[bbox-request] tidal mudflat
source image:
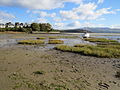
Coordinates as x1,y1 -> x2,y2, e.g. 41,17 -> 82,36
0,33 -> 120,90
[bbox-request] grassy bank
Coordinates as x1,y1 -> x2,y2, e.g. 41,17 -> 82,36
84,38 -> 117,43
55,43 -> 120,58
18,40 -> 45,45
48,40 -> 64,44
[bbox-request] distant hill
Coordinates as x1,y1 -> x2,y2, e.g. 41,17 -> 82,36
59,27 -> 120,33
84,27 -> 120,33
60,29 -> 92,33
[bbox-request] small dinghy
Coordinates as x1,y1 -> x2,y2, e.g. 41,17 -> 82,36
82,32 -> 90,38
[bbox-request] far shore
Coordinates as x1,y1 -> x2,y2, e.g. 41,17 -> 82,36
0,31 -> 120,35
62,32 -> 120,35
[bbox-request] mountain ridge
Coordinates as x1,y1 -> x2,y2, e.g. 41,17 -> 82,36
59,27 -> 120,33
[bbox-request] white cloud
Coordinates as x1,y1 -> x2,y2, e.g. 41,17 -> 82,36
64,0 -> 82,4
60,10 -> 79,20
97,0 -> 104,4
53,21 -> 108,29
54,21 -> 82,29
66,21 -> 81,28
114,9 -> 120,12
34,18 -> 48,23
0,11 -> 15,23
54,22 -> 65,28
33,11 -> 56,18
54,22 -> 120,30
53,17 -> 63,22
82,22 -> 106,27
0,0 -> 13,6
65,21 -> 106,29
60,3 -> 116,21
0,0 -> 83,9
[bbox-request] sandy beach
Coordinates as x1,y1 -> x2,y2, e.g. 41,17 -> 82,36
0,34 -> 120,90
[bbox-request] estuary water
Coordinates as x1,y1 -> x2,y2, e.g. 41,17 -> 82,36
0,33 -> 120,48
90,33 -> 120,42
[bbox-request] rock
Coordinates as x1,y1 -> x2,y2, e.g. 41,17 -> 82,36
113,81 -> 117,84
60,70 -> 63,72
72,65 -> 75,68
13,72 -> 17,76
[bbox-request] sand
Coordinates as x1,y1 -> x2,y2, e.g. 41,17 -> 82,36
0,34 -> 120,90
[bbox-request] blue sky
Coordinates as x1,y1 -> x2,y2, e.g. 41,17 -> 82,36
0,0 -> 120,29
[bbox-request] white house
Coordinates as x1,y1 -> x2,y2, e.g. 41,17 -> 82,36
15,22 -> 24,28
6,22 -> 15,28
24,23 -> 31,27
19,23 -> 24,28
0,23 -> 5,28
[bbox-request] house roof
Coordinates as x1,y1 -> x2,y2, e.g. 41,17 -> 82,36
0,23 -> 5,25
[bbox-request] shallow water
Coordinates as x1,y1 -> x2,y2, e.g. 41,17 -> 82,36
78,33 -> 120,42
0,35 -> 93,49
92,35 -> 120,42
59,38 -> 94,46
0,33 -> 120,48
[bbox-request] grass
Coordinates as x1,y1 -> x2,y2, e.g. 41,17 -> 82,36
13,83 -> 22,89
8,72 -> 26,80
74,44 -> 93,47
97,44 -> 120,49
55,44 -> 120,58
55,88 -> 61,90
84,38 -> 118,43
48,40 -> 64,44
36,37 -> 46,39
18,40 -> 45,45
8,72 -> 50,90
97,42 -> 120,45
75,44 -> 120,49
49,36 -> 59,39
50,83 -> 67,89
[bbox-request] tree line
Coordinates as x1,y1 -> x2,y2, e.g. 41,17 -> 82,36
0,23 -> 54,33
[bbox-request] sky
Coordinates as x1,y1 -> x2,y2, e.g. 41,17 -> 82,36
0,0 -> 120,29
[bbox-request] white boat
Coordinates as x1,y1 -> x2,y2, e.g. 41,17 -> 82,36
82,33 -> 90,38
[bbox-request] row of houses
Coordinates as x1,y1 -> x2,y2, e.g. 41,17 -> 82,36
0,22 -> 30,28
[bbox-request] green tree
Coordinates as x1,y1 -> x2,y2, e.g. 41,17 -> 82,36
31,23 -> 40,31
45,23 -> 52,32
39,23 -> 46,31
39,23 -> 52,32
22,28 -> 32,33
39,23 -> 43,31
